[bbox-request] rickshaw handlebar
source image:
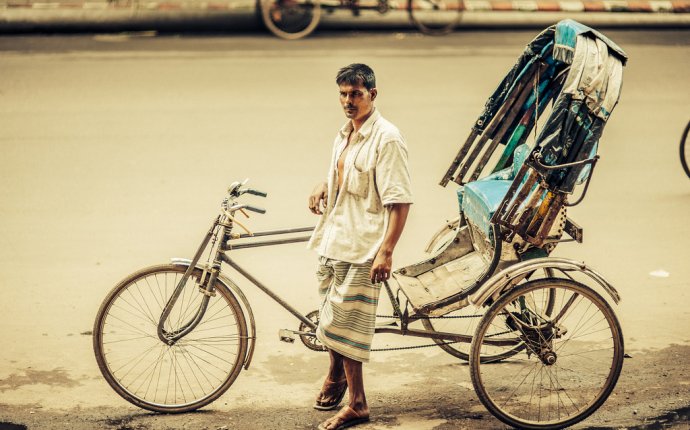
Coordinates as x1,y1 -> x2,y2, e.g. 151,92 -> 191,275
243,188 -> 267,198
243,204 -> 266,214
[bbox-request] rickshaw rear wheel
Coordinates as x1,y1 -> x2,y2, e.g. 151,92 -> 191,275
469,278 -> 624,429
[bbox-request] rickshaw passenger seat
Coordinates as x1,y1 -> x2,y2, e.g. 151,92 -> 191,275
461,181 -> 511,237
459,143 -> 532,237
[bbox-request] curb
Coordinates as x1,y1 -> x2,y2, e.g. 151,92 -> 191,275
463,0 -> 690,12
1,0 -> 688,31
1,0 -> 253,10
2,0 -> 689,12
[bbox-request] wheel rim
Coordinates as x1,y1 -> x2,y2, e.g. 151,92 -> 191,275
262,0 -> 321,39
681,120 -> 690,179
95,267 -> 245,411
472,279 -> 623,428
408,0 -> 462,35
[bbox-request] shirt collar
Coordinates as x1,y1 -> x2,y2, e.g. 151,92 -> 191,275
338,108 -> 381,139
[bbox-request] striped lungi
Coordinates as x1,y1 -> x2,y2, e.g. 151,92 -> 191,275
315,256 -> 381,363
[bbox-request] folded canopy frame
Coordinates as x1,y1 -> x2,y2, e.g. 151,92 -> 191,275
441,19 -> 627,248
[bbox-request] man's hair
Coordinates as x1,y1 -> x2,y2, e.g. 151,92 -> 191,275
336,63 -> 376,90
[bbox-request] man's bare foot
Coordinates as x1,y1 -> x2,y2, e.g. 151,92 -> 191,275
318,406 -> 370,430
314,377 -> 348,411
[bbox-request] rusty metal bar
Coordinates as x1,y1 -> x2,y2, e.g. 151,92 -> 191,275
491,160 -> 532,228
237,226 -> 315,238
440,128 -> 480,187
527,192 -> 565,246
468,64 -> 546,183
564,217 -> 583,243
374,326 -> 520,348
502,169 -> 540,225
524,190 -> 555,237
227,236 -> 312,249
513,185 -> 548,236
221,254 -> 317,330
453,61 -> 540,185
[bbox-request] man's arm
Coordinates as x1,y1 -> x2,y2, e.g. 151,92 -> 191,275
308,182 -> 328,215
370,203 -> 411,283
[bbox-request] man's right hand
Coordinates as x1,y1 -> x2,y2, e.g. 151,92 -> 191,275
308,182 -> 328,215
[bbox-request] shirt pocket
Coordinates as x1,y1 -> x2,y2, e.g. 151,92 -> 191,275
346,168 -> 370,199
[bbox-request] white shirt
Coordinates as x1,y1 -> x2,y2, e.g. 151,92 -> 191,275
307,110 -> 413,264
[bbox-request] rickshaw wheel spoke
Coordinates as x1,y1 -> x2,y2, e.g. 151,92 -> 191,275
469,278 -> 624,429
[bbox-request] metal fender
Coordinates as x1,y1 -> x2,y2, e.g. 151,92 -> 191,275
171,258 -> 257,370
468,257 -> 621,307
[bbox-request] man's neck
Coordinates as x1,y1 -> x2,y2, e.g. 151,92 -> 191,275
351,108 -> 375,134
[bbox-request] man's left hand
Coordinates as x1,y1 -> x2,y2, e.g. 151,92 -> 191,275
370,250 -> 392,284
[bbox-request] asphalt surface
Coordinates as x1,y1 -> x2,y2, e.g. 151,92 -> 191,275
0,30 -> 689,429
0,27 -> 689,51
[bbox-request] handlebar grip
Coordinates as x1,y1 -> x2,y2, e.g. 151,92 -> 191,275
244,205 -> 266,214
246,188 -> 268,198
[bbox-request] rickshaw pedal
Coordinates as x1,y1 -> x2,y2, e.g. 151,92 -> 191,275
278,329 -> 295,343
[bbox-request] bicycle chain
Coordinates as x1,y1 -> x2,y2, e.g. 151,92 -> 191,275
368,313 -> 480,352
371,340 -> 463,352
375,314 -> 481,319
310,339 -> 463,352
309,314 -> 482,353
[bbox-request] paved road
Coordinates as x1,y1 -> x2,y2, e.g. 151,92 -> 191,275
0,30 -> 689,429
1,28 -> 689,52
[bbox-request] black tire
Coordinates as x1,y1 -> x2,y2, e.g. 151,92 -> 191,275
470,278 -> 624,429
93,264 -> 248,413
408,0 -> 462,35
260,0 -> 321,40
681,120 -> 690,179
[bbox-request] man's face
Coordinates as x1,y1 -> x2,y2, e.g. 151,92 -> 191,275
339,82 -> 377,122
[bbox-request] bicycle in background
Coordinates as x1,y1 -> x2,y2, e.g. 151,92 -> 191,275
259,0 -> 463,39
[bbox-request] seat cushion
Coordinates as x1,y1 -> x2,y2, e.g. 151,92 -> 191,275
461,180 -> 513,237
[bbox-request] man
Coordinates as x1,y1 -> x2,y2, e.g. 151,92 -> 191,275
307,63 -> 412,430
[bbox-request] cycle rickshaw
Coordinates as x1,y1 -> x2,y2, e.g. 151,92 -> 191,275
94,20 -> 627,429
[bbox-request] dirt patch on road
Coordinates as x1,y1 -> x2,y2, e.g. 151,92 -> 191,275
1,344 -> 689,429
0,369 -> 80,392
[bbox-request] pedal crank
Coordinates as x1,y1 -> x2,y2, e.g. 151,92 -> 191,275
278,329 -> 296,343
279,311 -> 328,351
299,310 -> 328,352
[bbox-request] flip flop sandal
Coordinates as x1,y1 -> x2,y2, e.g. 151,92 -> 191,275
317,406 -> 370,430
313,379 -> 348,411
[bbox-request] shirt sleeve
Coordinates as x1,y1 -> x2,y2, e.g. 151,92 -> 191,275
376,139 -> 413,206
